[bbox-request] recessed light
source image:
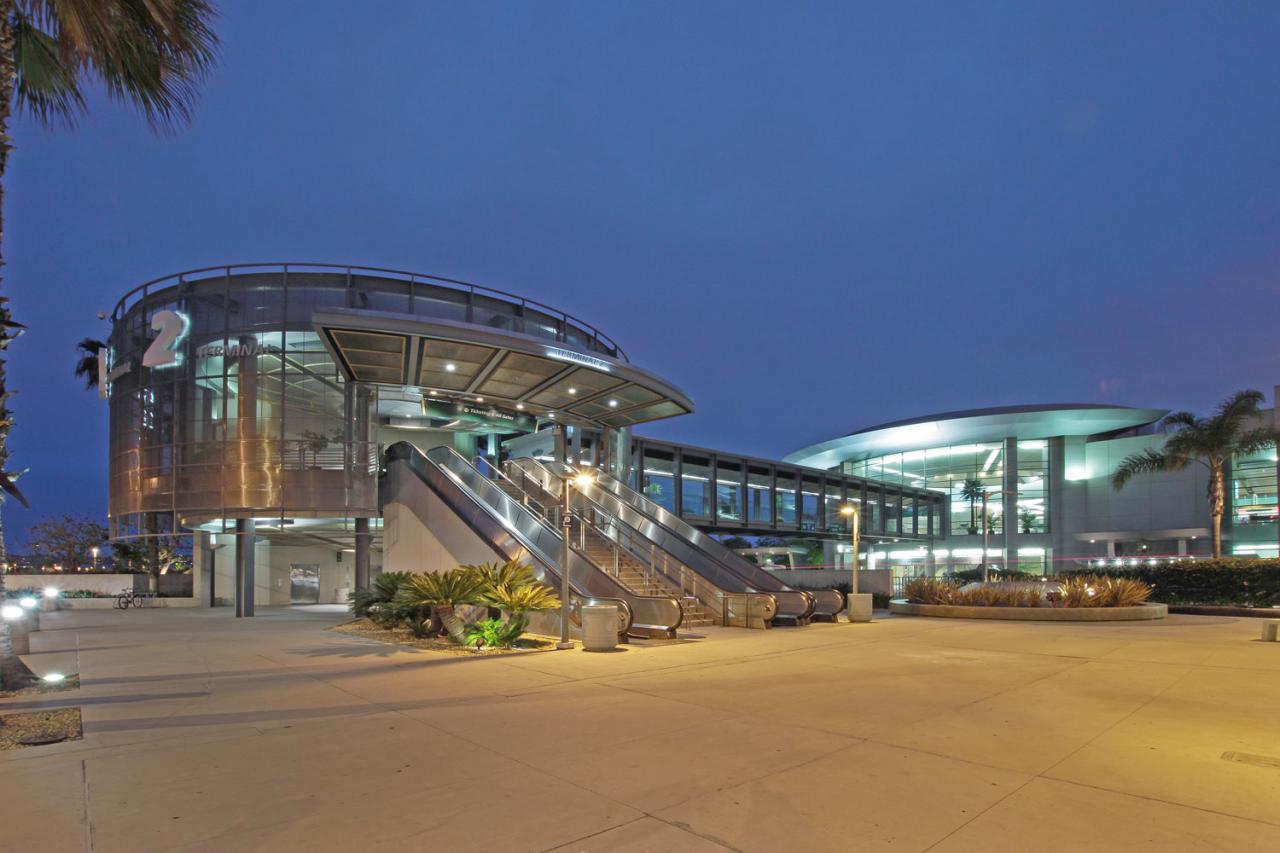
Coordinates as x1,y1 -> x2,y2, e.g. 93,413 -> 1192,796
475,397 -> 484,402
428,390 -> 437,396
608,399 -> 618,408
515,403 -> 524,410
444,363 -> 456,372
567,387 -> 577,395
547,412 -> 556,418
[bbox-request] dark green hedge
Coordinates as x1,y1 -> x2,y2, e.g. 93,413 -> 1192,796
1064,559 -> 1280,607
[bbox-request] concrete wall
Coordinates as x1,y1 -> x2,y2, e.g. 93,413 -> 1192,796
203,535 -> 375,607
7,574 -> 147,596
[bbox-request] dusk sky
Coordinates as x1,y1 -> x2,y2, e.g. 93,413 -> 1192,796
7,1 -> 1280,548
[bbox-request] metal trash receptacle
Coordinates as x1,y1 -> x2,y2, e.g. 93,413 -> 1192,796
582,604 -> 619,652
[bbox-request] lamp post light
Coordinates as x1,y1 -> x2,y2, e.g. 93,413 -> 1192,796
18,595 -> 39,631
980,489 -> 1019,583
91,546 -> 99,572
557,468 -> 595,650
839,501 -> 872,622
2,603 -> 30,655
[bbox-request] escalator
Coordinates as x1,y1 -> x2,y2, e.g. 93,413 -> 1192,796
381,442 -> 684,639
507,457 -> 840,624
498,460 -> 779,629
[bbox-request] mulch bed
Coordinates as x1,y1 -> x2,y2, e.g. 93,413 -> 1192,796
0,707 -> 83,751
328,618 -> 557,655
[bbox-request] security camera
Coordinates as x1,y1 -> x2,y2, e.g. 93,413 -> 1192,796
97,311 -> 106,320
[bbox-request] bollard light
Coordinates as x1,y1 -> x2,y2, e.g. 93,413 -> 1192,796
2,604 -> 24,621
42,672 -> 66,684
19,596 -> 37,609
43,587 -> 59,599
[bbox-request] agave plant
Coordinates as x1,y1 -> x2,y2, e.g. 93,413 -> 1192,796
395,570 -> 485,644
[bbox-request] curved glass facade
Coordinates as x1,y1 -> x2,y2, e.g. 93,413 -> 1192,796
108,270 -> 385,538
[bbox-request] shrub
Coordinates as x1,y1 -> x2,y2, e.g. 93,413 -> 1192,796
944,568 -> 1035,583
463,617 -> 525,650
1063,561 -> 1280,607
349,571 -> 410,620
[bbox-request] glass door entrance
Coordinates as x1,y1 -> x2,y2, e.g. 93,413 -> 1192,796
289,565 -> 320,604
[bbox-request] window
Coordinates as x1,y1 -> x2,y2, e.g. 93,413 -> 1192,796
715,460 -> 743,521
642,448 -> 677,512
681,456 -> 711,518
1233,450 -> 1278,525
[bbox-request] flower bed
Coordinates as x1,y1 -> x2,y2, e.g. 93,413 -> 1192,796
891,575 -> 1167,621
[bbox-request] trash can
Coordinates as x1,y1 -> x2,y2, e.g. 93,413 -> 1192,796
582,604 -> 619,652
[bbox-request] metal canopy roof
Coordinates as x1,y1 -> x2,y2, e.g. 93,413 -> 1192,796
785,404 -> 1169,469
314,308 -> 693,429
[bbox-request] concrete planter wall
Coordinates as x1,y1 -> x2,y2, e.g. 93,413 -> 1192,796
889,599 -> 1167,621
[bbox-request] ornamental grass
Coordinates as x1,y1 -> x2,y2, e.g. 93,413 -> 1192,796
903,574 -> 1152,608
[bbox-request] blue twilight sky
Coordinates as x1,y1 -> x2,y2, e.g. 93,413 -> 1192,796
6,1 -> 1280,548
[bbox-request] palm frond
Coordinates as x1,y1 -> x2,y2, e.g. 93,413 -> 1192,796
1233,427 -> 1280,457
1111,448 -> 1187,491
13,14 -> 86,124
16,0 -> 220,132
1216,389 -> 1265,423
1159,411 -> 1202,432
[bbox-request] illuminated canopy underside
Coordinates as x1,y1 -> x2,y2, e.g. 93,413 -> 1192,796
315,308 -> 693,428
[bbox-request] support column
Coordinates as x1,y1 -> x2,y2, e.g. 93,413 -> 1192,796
554,423 -> 567,463
1003,436 -> 1018,572
569,425 -> 583,465
355,517 -> 371,591
235,518 -> 256,618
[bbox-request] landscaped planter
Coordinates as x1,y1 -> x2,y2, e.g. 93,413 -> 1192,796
889,599 -> 1167,621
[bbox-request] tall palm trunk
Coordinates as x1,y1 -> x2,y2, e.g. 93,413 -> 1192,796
0,3 -> 30,690
1208,462 -> 1225,559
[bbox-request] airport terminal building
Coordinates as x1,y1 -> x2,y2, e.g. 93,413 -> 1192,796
103,263 -> 1278,619
104,264 -> 942,624
786,402 -> 1280,579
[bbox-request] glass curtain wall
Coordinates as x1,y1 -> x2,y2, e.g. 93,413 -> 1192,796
845,441 -> 1049,537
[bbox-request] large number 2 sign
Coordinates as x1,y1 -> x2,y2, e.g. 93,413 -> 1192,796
142,310 -> 189,368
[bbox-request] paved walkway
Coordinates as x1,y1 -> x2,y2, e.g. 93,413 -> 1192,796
2,607 -> 1278,852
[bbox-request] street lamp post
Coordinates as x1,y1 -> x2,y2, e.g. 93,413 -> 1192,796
980,489 -> 1019,583
840,501 -> 871,622
557,468 -> 595,650
91,546 -> 99,572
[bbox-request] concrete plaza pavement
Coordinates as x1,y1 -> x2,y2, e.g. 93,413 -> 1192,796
2,606 -> 1278,852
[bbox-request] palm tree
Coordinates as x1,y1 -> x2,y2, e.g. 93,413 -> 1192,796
74,337 -> 107,389
0,1 -> 218,688
959,477 -> 984,534
1112,390 -> 1280,558
395,570 -> 485,645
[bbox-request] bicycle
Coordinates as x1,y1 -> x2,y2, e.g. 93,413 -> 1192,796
115,588 -> 155,610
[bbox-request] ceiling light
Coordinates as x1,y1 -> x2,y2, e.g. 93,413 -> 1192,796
428,390 -> 437,396
608,399 -> 618,408
567,387 -> 577,395
444,363 -> 456,372
475,397 -> 484,402
515,403 -> 524,410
